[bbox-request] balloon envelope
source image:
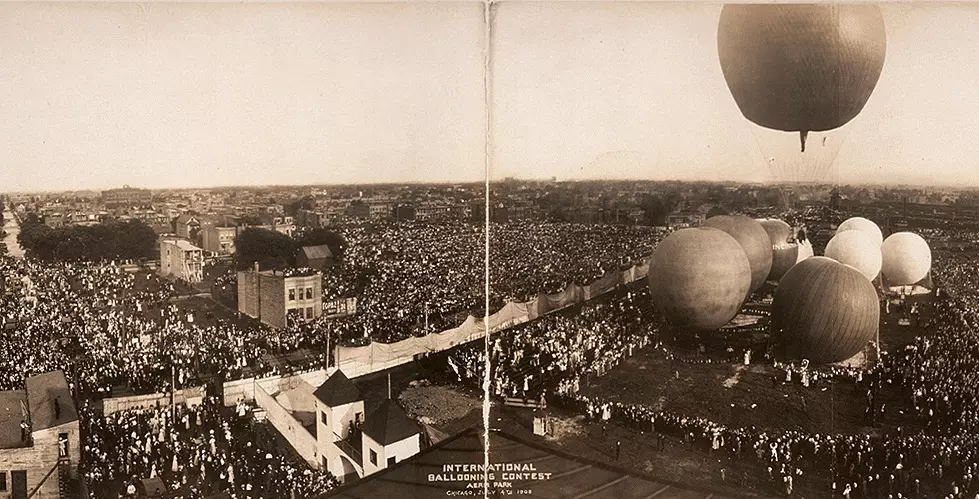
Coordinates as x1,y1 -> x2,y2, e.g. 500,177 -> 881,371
649,228 -> 751,331
717,4 -> 886,149
836,217 -> 883,247
825,230 -> 882,281
773,257 -> 879,364
758,219 -> 799,282
703,215 -> 773,293
881,232 -> 932,285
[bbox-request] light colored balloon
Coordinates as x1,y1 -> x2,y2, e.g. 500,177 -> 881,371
703,215 -> 773,293
825,230 -> 882,281
796,239 -> 814,263
836,217 -> 883,246
648,227 -> 752,331
881,232 -> 932,285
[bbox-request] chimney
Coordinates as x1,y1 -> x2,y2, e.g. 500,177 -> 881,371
253,261 -> 259,272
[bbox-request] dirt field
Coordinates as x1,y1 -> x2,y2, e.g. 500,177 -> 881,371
581,348 -> 919,435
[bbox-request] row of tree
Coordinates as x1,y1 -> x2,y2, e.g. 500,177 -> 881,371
234,226 -> 346,270
17,213 -> 158,262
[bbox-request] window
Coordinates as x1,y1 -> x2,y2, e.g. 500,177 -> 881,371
288,289 -> 295,301
387,456 -> 397,467
321,412 -> 328,425
306,287 -> 313,299
306,307 -> 313,319
0,471 -> 6,492
369,450 -> 377,466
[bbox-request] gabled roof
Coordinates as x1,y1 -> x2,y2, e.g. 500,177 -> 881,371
301,244 -> 334,260
174,213 -> 198,225
25,370 -> 78,431
313,370 -> 362,407
362,399 -> 419,446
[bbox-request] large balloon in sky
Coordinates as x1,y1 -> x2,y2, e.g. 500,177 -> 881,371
717,4 -> 887,152
825,230 -> 882,281
773,257 -> 879,364
881,232 -> 932,285
758,218 -> 798,282
836,217 -> 884,247
649,228 -> 751,331
703,215 -> 773,293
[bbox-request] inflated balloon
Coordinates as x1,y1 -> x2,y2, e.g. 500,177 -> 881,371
718,4 -> 887,152
836,217 -> 884,247
797,238 -> 815,263
881,232 -> 932,285
758,219 -> 799,282
649,228 -> 751,331
773,257 -> 879,363
825,230 -> 882,281
703,215 -> 773,293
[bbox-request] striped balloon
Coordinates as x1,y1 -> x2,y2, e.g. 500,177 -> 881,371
773,257 -> 879,363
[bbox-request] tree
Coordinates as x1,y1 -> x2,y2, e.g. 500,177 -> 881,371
295,228 -> 347,260
235,227 -> 299,270
639,193 -> 668,226
285,195 -> 316,217
16,217 -> 157,262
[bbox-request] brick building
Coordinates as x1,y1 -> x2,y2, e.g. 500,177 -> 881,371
201,225 -> 239,255
101,186 -> 152,208
237,268 -> 323,328
0,371 -> 80,499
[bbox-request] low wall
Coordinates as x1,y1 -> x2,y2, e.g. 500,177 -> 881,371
254,383 -> 318,467
101,256 -> 653,414
102,385 -> 205,414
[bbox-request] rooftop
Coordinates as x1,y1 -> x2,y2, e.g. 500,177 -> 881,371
320,428 -> 741,499
0,390 -> 28,449
26,370 -> 79,431
300,244 -> 334,260
361,399 -> 419,446
162,238 -> 202,252
313,370 -> 362,407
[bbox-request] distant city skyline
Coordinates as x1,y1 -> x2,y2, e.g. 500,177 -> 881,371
3,2 -> 979,192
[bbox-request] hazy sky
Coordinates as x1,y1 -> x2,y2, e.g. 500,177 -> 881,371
3,2 -> 979,192
492,2 -> 979,186
0,2 -> 487,191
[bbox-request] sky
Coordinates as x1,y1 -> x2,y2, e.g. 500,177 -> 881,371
0,2 -> 487,191
491,2 -> 979,186
2,2 -> 979,192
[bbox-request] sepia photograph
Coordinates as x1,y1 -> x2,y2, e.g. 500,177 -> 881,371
1,1 -> 979,498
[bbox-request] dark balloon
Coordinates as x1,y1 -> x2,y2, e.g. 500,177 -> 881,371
703,215 -> 773,293
649,227 -> 751,331
758,218 -> 799,282
773,257 -> 879,364
718,4 -> 887,151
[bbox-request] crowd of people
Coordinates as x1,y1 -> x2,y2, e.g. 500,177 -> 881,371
310,220 -> 664,343
444,220 -> 979,498
12,205 -> 979,498
81,393 -> 338,498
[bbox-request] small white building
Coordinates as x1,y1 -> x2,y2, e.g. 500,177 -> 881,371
158,238 -> 203,283
313,370 -> 420,484
360,399 -> 421,476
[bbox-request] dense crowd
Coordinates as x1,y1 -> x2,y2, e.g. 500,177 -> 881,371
451,288 -> 658,402
81,393 -> 337,498
310,221 -> 665,342
445,221 -> 979,498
